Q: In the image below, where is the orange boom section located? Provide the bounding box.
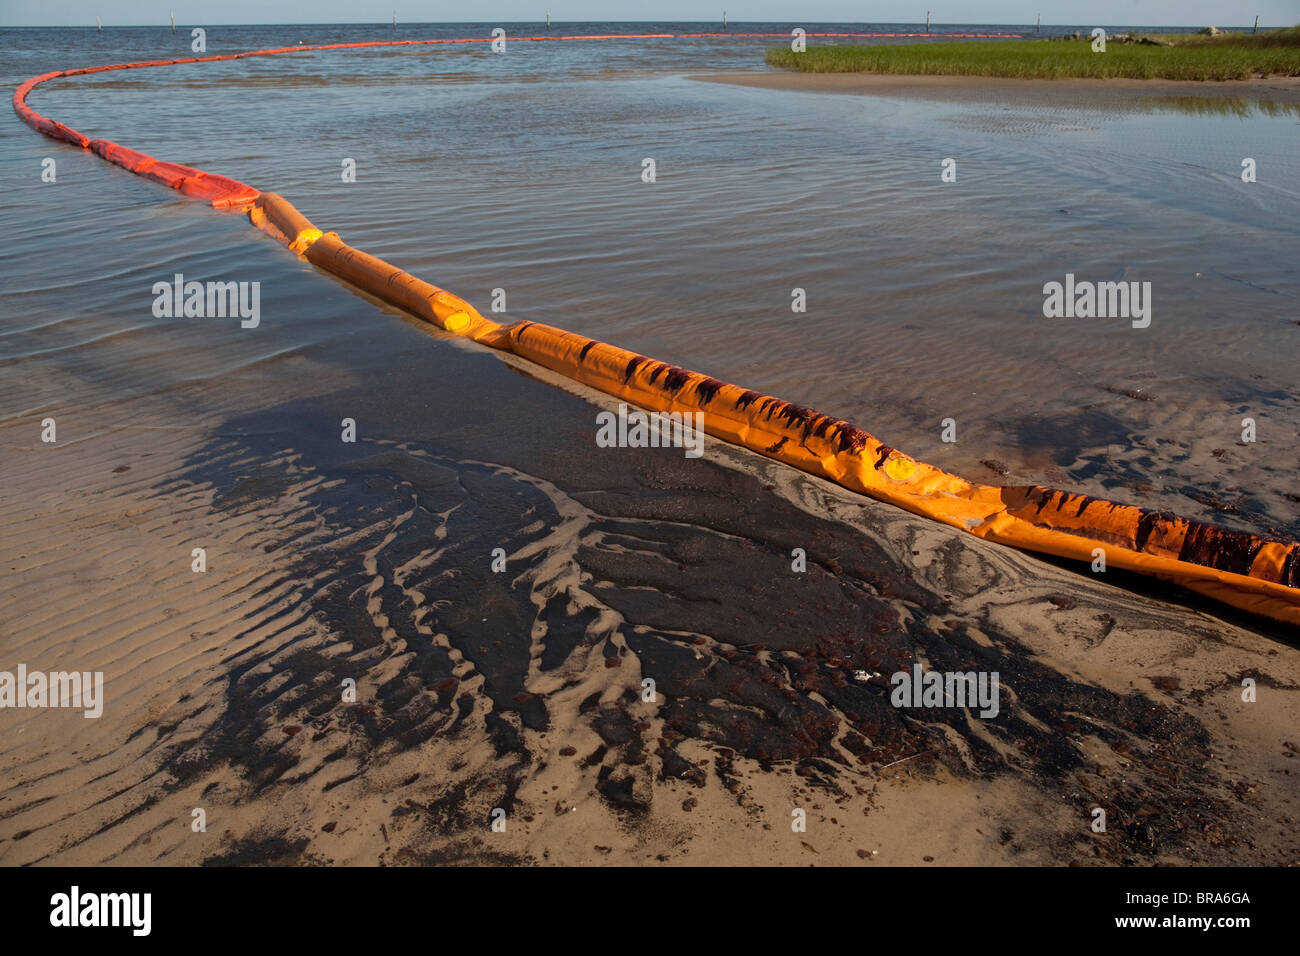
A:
[12,36,1300,628]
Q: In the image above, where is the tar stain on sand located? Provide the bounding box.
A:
[144,343,1248,864]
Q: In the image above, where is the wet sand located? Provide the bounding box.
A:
[693,71,1300,108]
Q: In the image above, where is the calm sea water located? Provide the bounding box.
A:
[3,23,1298,538]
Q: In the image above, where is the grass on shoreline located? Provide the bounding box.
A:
[766,26,1300,80]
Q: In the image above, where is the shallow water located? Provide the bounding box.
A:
[3,22,1298,538]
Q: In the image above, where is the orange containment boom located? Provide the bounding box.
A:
[12,37,1300,628]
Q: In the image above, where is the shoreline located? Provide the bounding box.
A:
[4,242,1299,864]
[691,71,1300,106]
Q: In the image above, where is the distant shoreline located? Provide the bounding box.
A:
[691,71,1300,106]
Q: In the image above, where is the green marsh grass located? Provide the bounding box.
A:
[765,27,1300,81]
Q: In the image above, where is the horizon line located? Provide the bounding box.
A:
[0,20,1276,29]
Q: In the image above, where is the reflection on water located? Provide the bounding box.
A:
[1143,95,1300,117]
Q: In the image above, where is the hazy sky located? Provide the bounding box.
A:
[1,1,1293,27]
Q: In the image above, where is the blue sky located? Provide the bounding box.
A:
[2,2,1293,27]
